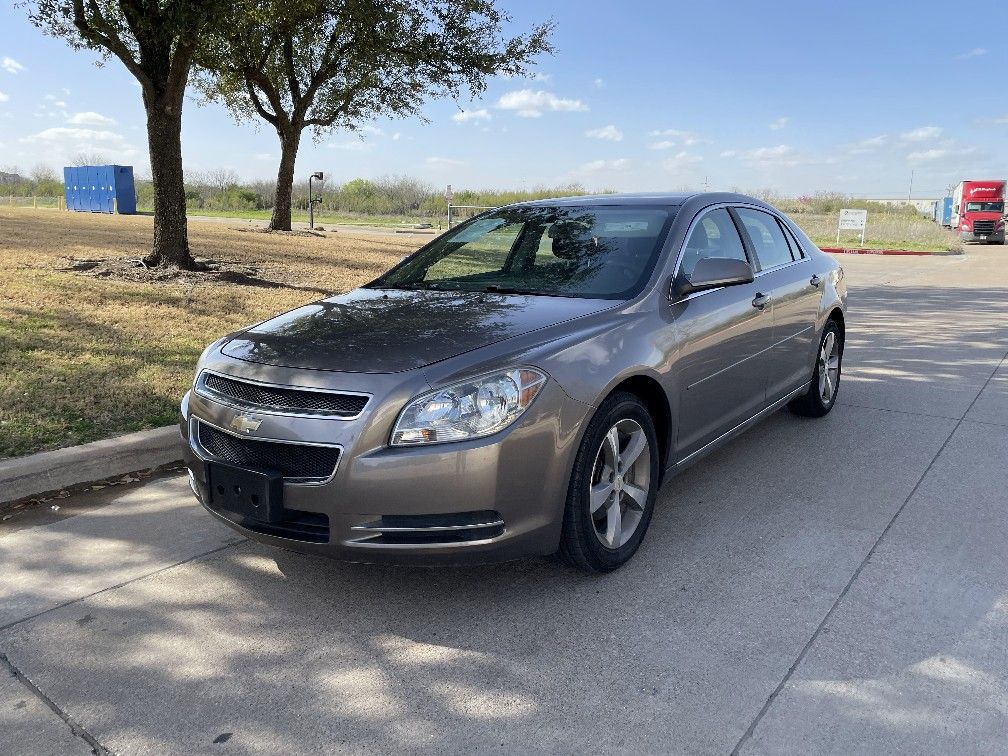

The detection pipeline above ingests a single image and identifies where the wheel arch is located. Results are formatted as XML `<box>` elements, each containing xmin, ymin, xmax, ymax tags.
<box><xmin>606</xmin><ymin>374</ymin><xmax>673</xmax><ymax>483</ymax></box>
<box><xmin>827</xmin><ymin>307</ymin><xmax>845</xmax><ymax>348</ymax></box>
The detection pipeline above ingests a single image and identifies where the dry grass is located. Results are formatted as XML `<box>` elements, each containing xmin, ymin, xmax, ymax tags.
<box><xmin>0</xmin><ymin>208</ymin><xmax>422</xmax><ymax>458</ymax></box>
<box><xmin>788</xmin><ymin>211</ymin><xmax>960</xmax><ymax>252</ymax></box>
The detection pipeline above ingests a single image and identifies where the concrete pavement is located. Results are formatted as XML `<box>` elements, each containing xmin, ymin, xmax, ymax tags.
<box><xmin>1</xmin><ymin>246</ymin><xmax>1007</xmax><ymax>754</ymax></box>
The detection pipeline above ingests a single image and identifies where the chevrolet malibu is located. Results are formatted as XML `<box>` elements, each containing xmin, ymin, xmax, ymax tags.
<box><xmin>182</xmin><ymin>192</ymin><xmax>847</xmax><ymax>571</ymax></box>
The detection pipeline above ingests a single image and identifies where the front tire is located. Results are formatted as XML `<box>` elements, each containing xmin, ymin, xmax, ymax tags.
<box><xmin>789</xmin><ymin>319</ymin><xmax>842</xmax><ymax>417</ymax></box>
<box><xmin>556</xmin><ymin>392</ymin><xmax>660</xmax><ymax>572</ymax></box>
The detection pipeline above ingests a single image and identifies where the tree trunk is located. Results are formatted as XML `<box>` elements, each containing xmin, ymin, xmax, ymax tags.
<box><xmin>269</xmin><ymin>126</ymin><xmax>302</xmax><ymax>231</ymax></box>
<box><xmin>144</xmin><ymin>99</ymin><xmax>195</xmax><ymax>268</ymax></box>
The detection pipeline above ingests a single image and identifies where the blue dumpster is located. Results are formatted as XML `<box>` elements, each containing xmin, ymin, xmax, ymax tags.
<box><xmin>62</xmin><ymin>164</ymin><xmax>136</xmax><ymax>214</ymax></box>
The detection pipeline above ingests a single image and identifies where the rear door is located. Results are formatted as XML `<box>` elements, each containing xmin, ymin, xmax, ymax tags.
<box><xmin>671</xmin><ymin>207</ymin><xmax>774</xmax><ymax>458</ymax></box>
<box><xmin>735</xmin><ymin>207</ymin><xmax>821</xmax><ymax>401</ymax></box>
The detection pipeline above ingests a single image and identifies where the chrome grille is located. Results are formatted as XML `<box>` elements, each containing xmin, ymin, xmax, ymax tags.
<box><xmin>195</xmin><ymin>421</ymin><xmax>340</xmax><ymax>481</ymax></box>
<box><xmin>199</xmin><ymin>372</ymin><xmax>368</xmax><ymax>417</ymax></box>
<box><xmin>972</xmin><ymin>220</ymin><xmax>995</xmax><ymax>235</ymax></box>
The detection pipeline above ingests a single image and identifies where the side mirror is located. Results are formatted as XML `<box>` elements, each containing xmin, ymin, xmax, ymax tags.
<box><xmin>672</xmin><ymin>257</ymin><xmax>754</xmax><ymax>299</ymax></box>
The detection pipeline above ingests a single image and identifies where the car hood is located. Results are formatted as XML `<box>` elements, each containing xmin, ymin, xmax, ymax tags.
<box><xmin>220</xmin><ymin>288</ymin><xmax>615</xmax><ymax>373</ymax></box>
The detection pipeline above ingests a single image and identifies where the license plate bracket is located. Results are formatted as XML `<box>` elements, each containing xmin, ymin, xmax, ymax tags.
<box><xmin>207</xmin><ymin>462</ymin><xmax>285</xmax><ymax>523</ymax></box>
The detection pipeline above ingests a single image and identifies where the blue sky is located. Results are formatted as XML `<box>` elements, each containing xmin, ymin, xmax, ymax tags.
<box><xmin>1</xmin><ymin>0</ymin><xmax>1006</xmax><ymax>197</ymax></box>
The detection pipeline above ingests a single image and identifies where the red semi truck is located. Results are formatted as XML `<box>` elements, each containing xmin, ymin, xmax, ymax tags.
<box><xmin>951</xmin><ymin>180</ymin><xmax>1005</xmax><ymax>244</ymax></box>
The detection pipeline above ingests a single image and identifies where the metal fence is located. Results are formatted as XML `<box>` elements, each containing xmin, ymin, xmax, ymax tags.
<box><xmin>4</xmin><ymin>195</ymin><xmax>64</xmax><ymax>210</ymax></box>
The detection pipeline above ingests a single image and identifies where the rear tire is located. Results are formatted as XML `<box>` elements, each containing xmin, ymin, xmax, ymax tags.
<box><xmin>556</xmin><ymin>392</ymin><xmax>659</xmax><ymax>572</ymax></box>
<box><xmin>789</xmin><ymin>319</ymin><xmax>842</xmax><ymax>418</ymax></box>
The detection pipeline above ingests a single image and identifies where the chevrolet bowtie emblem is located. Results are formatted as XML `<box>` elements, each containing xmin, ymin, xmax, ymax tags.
<box><xmin>229</xmin><ymin>414</ymin><xmax>263</xmax><ymax>434</ymax></box>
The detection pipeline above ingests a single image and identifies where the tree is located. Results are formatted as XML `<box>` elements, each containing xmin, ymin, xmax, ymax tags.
<box><xmin>26</xmin><ymin>0</ymin><xmax>226</xmax><ymax>268</ymax></box>
<box><xmin>197</xmin><ymin>0</ymin><xmax>553</xmax><ymax>231</ymax></box>
<box><xmin>72</xmin><ymin>151</ymin><xmax>108</xmax><ymax>167</ymax></box>
<box><xmin>29</xmin><ymin>163</ymin><xmax>60</xmax><ymax>183</ymax></box>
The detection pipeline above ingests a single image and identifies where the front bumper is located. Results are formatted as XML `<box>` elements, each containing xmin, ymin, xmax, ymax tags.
<box><xmin>181</xmin><ymin>367</ymin><xmax>588</xmax><ymax>564</ymax></box>
<box><xmin>960</xmin><ymin>229</ymin><xmax>1005</xmax><ymax>243</ymax></box>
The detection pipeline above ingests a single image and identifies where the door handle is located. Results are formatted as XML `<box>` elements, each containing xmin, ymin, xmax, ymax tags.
<box><xmin>752</xmin><ymin>293</ymin><xmax>771</xmax><ymax>310</ymax></box>
<box><xmin>810</xmin><ymin>274</ymin><xmax>822</xmax><ymax>287</ymax></box>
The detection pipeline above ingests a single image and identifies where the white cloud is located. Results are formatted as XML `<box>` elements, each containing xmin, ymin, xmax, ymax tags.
<box><xmin>67</xmin><ymin>111</ymin><xmax>116</xmax><ymax>127</ymax></box>
<box><xmin>426</xmin><ymin>156</ymin><xmax>467</xmax><ymax>167</ymax></box>
<box><xmin>495</xmin><ymin>89</ymin><xmax>587</xmax><ymax>118</ymax></box>
<box><xmin>2</xmin><ymin>57</ymin><xmax>25</xmax><ymax>74</ymax></box>
<box><xmin>21</xmin><ymin>127</ymin><xmax>126</xmax><ymax>145</ymax></box>
<box><xmin>769</xmin><ymin>116</ymin><xmax>789</xmax><ymax>130</ymax></box>
<box><xmin>327</xmin><ymin>139</ymin><xmax>372</xmax><ymax>151</ymax></box>
<box><xmin>253</xmin><ymin>153</ymin><xmax>273</xmax><ymax>161</ymax></box>
<box><xmin>906</xmin><ymin>146</ymin><xmax>977</xmax><ymax>164</ymax></box>
<box><xmin>648</xmin><ymin>128</ymin><xmax>703</xmax><ymax>145</ymax></box>
<box><xmin>648</xmin><ymin>140</ymin><xmax>675</xmax><ymax>151</ymax></box>
<box><xmin>900</xmin><ymin>126</ymin><xmax>942</xmax><ymax>142</ymax></box>
<box><xmin>531</xmin><ymin>71</ymin><xmax>551</xmax><ymax>82</ymax></box>
<box><xmin>594</xmin><ymin>78</ymin><xmax>605</xmax><ymax>88</ymax></box>
<box><xmin>663</xmin><ymin>151</ymin><xmax>703</xmax><ymax>171</ymax></box>
<box><xmin>720</xmin><ymin>150</ymin><xmax>737</xmax><ymax>158</ymax></box>
<box><xmin>392</xmin><ymin>132</ymin><xmax>401</xmax><ymax>141</ymax></box>
<box><xmin>846</xmin><ymin>134</ymin><xmax>887</xmax><ymax>154</ymax></box>
<box><xmin>739</xmin><ymin>144</ymin><xmax>811</xmax><ymax>167</ymax></box>
<box><xmin>956</xmin><ymin>47</ymin><xmax>987</xmax><ymax>59</ymax></box>
<box><xmin>452</xmin><ymin>108</ymin><xmax>491</xmax><ymax>123</ymax></box>
<box><xmin>578</xmin><ymin>158</ymin><xmax>630</xmax><ymax>173</ymax></box>
<box><xmin>358</xmin><ymin>124</ymin><xmax>383</xmax><ymax>136</ymax></box>
<box><xmin>585</xmin><ymin>124</ymin><xmax>622</xmax><ymax>142</ymax></box>
<box><xmin>0</xmin><ymin>91</ymin><xmax>8</xmax><ymax>103</ymax></box>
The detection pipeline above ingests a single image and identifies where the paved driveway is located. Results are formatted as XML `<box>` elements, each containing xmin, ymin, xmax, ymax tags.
<box><xmin>2</xmin><ymin>247</ymin><xmax>1007</xmax><ymax>755</ymax></box>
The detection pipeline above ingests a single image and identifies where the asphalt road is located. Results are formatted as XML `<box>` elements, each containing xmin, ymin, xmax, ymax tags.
<box><xmin>2</xmin><ymin>246</ymin><xmax>1007</xmax><ymax>755</ymax></box>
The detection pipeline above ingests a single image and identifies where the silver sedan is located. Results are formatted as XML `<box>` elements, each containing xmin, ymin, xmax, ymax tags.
<box><xmin>181</xmin><ymin>192</ymin><xmax>846</xmax><ymax>571</ymax></box>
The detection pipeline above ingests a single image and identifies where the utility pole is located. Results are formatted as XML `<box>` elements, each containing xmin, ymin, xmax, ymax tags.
<box><xmin>908</xmin><ymin>169</ymin><xmax>914</xmax><ymax>202</ymax></box>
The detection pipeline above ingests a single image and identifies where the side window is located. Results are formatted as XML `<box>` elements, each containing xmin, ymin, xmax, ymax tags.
<box><xmin>735</xmin><ymin>208</ymin><xmax>794</xmax><ymax>269</ymax></box>
<box><xmin>680</xmin><ymin>208</ymin><xmax>749</xmax><ymax>278</ymax></box>
<box><xmin>777</xmin><ymin>218</ymin><xmax>805</xmax><ymax>259</ymax></box>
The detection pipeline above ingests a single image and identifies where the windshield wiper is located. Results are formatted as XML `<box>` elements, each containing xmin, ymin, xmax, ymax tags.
<box><xmin>479</xmin><ymin>284</ymin><xmax>538</xmax><ymax>295</ymax></box>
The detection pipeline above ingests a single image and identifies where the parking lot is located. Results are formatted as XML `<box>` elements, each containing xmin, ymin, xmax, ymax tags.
<box><xmin>2</xmin><ymin>246</ymin><xmax>1007</xmax><ymax>755</ymax></box>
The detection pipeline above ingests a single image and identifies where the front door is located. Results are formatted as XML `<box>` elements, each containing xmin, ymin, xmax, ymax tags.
<box><xmin>672</xmin><ymin>208</ymin><xmax>775</xmax><ymax>459</ymax></box>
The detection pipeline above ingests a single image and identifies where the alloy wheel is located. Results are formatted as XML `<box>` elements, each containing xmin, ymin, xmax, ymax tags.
<box><xmin>589</xmin><ymin>418</ymin><xmax>652</xmax><ymax>549</ymax></box>
<box><xmin>819</xmin><ymin>330</ymin><xmax>840</xmax><ymax>403</ymax></box>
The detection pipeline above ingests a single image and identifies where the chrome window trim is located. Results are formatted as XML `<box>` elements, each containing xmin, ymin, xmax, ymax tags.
<box><xmin>194</xmin><ymin>368</ymin><xmax>371</xmax><ymax>420</ymax></box>
<box><xmin>668</xmin><ymin>201</ymin><xmax>811</xmax><ymax>302</ymax></box>
<box><xmin>754</xmin><ymin>258</ymin><xmax>807</xmax><ymax>277</ymax></box>
<box><xmin>669</xmin><ymin>202</ymin><xmax>749</xmax><ymax>282</ymax></box>
<box><xmin>189</xmin><ymin>416</ymin><xmax>342</xmax><ymax>486</ymax></box>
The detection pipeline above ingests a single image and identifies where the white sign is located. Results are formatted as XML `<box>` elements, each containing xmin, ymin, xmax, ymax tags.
<box><xmin>445</xmin><ymin>184</ymin><xmax>453</xmax><ymax>202</ymax></box>
<box><xmin>837</xmin><ymin>208</ymin><xmax>867</xmax><ymax>245</ymax></box>
<box><xmin>838</xmin><ymin>208</ymin><xmax>867</xmax><ymax>230</ymax></box>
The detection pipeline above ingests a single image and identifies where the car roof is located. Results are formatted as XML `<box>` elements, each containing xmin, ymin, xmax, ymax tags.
<box><xmin>509</xmin><ymin>191</ymin><xmax>758</xmax><ymax>208</ymax></box>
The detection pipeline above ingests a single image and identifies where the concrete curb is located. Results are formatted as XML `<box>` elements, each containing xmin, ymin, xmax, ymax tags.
<box><xmin>0</xmin><ymin>426</ymin><xmax>183</xmax><ymax>505</ymax></box>
<box><xmin>820</xmin><ymin>246</ymin><xmax>961</xmax><ymax>257</ymax></box>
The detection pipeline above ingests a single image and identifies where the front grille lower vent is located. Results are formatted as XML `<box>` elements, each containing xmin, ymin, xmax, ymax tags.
<box><xmin>972</xmin><ymin>220</ymin><xmax>996</xmax><ymax>235</ymax></box>
<box><xmin>196</xmin><ymin>421</ymin><xmax>340</xmax><ymax>481</ymax></box>
<box><xmin>199</xmin><ymin>372</ymin><xmax>369</xmax><ymax>417</ymax></box>
<box><xmin>350</xmin><ymin>510</ymin><xmax>505</xmax><ymax>545</ymax></box>
<box><xmin>240</xmin><ymin>510</ymin><xmax>330</xmax><ymax>543</ymax></box>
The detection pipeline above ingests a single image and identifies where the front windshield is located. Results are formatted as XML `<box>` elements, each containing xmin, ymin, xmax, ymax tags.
<box><xmin>370</xmin><ymin>205</ymin><xmax>676</xmax><ymax>299</ymax></box>
<box><xmin>965</xmin><ymin>201</ymin><xmax>1004</xmax><ymax>213</ymax></box>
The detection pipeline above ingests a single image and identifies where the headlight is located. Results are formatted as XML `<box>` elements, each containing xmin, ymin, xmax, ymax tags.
<box><xmin>391</xmin><ymin>368</ymin><xmax>547</xmax><ymax>446</ymax></box>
